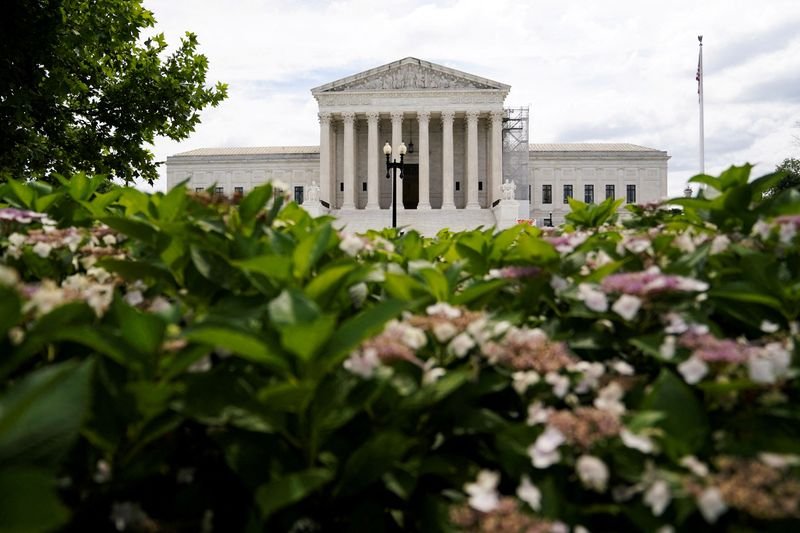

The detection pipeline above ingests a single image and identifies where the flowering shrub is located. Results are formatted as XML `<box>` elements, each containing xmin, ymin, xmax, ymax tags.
<box><xmin>0</xmin><ymin>165</ymin><xmax>799</xmax><ymax>531</ymax></box>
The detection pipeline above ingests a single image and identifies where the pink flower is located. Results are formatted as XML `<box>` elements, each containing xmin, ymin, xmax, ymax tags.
<box><xmin>0</xmin><ymin>208</ymin><xmax>46</xmax><ymax>224</ymax></box>
<box><xmin>601</xmin><ymin>267</ymin><xmax>708</xmax><ymax>297</ymax></box>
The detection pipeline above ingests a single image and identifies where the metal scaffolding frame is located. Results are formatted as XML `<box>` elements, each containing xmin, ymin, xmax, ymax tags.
<box><xmin>502</xmin><ymin>107</ymin><xmax>530</xmax><ymax>201</ymax></box>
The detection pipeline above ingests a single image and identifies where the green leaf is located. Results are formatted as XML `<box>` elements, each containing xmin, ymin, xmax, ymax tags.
<box><xmin>0</xmin><ymin>287</ymin><xmax>21</xmax><ymax>340</ymax></box>
<box><xmin>335</xmin><ymin>431</ymin><xmax>415</xmax><ymax>497</ymax></box>
<box><xmin>319</xmin><ymin>299</ymin><xmax>406</xmax><ymax>371</ymax></box>
<box><xmin>641</xmin><ymin>369</ymin><xmax>708</xmax><ymax>459</ymax></box>
<box><xmin>239</xmin><ymin>183</ymin><xmax>273</xmax><ymax>223</ymax></box>
<box><xmin>102</xmin><ymin>215</ymin><xmax>160</xmax><ymax>245</ymax></box>
<box><xmin>293</xmin><ymin>223</ymin><xmax>333</xmax><ymax>278</ymax></box>
<box><xmin>268</xmin><ymin>289</ymin><xmax>321</xmax><ymax>326</ymax></box>
<box><xmin>0</xmin><ymin>468</ymin><xmax>70</xmax><ymax>533</ymax></box>
<box><xmin>111</xmin><ymin>297</ymin><xmax>166</xmax><ymax>357</ymax></box>
<box><xmin>0</xmin><ymin>360</ymin><xmax>93</xmax><ymax>468</ymax></box>
<box><xmin>452</xmin><ymin>279</ymin><xmax>507</xmax><ymax>305</ymax></box>
<box><xmin>305</xmin><ymin>264</ymin><xmax>356</xmax><ymax>303</ymax></box>
<box><xmin>255</xmin><ymin>468</ymin><xmax>333</xmax><ymax>518</ymax></box>
<box><xmin>280</xmin><ymin>314</ymin><xmax>337</xmax><ymax>360</ymax></box>
<box><xmin>232</xmin><ymin>254</ymin><xmax>292</xmax><ymax>282</ymax></box>
<box><xmin>6</xmin><ymin>179</ymin><xmax>35</xmax><ymax>208</ymax></box>
<box><xmin>688</xmin><ymin>174</ymin><xmax>721</xmax><ymax>191</ymax></box>
<box><xmin>184</xmin><ymin>326</ymin><xmax>288</xmax><ymax>373</ymax></box>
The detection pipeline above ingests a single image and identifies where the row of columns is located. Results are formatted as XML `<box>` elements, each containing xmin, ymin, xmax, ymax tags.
<box><xmin>318</xmin><ymin>110</ymin><xmax>505</xmax><ymax>210</ymax></box>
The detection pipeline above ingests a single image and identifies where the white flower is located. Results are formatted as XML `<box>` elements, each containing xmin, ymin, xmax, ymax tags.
<box><xmin>8</xmin><ymin>326</ymin><xmax>25</xmax><ymax>345</ymax></box>
<box><xmin>399</xmin><ymin>324</ymin><xmax>427</xmax><ymax>350</ymax></box>
<box><xmin>348</xmin><ymin>282</ymin><xmax>368</xmax><ymax>307</ymax></box>
<box><xmin>655</xmin><ymin>527</ymin><xmax>675</xmax><ymax>533</ymax></box>
<box><xmin>516</xmin><ymin>475</ymin><xmax>542</xmax><ymax>511</ymax></box>
<box><xmin>663</xmin><ymin>313</ymin><xmax>689</xmax><ymax>334</ymax></box>
<box><xmin>748</xmin><ymin>357</ymin><xmax>776</xmax><ymax>384</ymax></box>
<box><xmin>612</xmin><ymin>294</ymin><xmax>642</xmax><ymax>321</ymax></box>
<box><xmin>8</xmin><ymin>233</ymin><xmax>26</xmax><ymax>247</ymax></box>
<box><xmin>571</xmin><ymin>361</ymin><xmax>605</xmax><ymax>393</ymax></box>
<box><xmin>620</xmin><ymin>429</ymin><xmax>655</xmax><ymax>454</ymax></box>
<box><xmin>673</xmin><ymin>233</ymin><xmax>696</xmax><ymax>253</ymax></box>
<box><xmin>576</xmin><ymin>455</ymin><xmax>609</xmax><ymax>492</ymax></box>
<box><xmin>343</xmin><ymin>348</ymin><xmax>381</xmax><ymax>378</ymax></box>
<box><xmin>644</xmin><ymin>480</ymin><xmax>671</xmax><ymax>516</ymax></box>
<box><xmin>32</xmin><ymin>241</ymin><xmax>53</xmax><ymax>258</ymax></box>
<box><xmin>526</xmin><ymin>401</ymin><xmax>552</xmax><ymax>426</ymax></box>
<box><xmin>678</xmin><ymin>356</ymin><xmax>708</xmax><ymax>384</ymax></box>
<box><xmin>680</xmin><ymin>455</ymin><xmax>709</xmax><ymax>477</ymax></box>
<box><xmin>545</xmin><ymin>372</ymin><xmax>570</xmax><ymax>398</ymax></box>
<box><xmin>24</xmin><ymin>280</ymin><xmax>65</xmax><ymax>316</ymax></box>
<box><xmin>432</xmin><ymin>321</ymin><xmax>459</xmax><ymax>342</ymax></box>
<box><xmin>422</xmin><ymin>365</ymin><xmax>446</xmax><ymax>385</ymax></box>
<box><xmin>550</xmin><ymin>275</ymin><xmax>569</xmax><ymax>293</ymax></box>
<box><xmin>492</xmin><ymin>320</ymin><xmax>512</xmax><ymax>337</ymax></box>
<box><xmin>697</xmin><ymin>487</ymin><xmax>727</xmax><ymax>523</ymax></box>
<box><xmin>512</xmin><ymin>370</ymin><xmax>541</xmax><ymax>394</ymax></box>
<box><xmin>779</xmin><ymin>221</ymin><xmax>797</xmax><ymax>244</ymax></box>
<box><xmin>85</xmin><ymin>284</ymin><xmax>114</xmax><ymax>316</ymax></box>
<box><xmin>64</xmin><ymin>232</ymin><xmax>83</xmax><ymax>252</ymax></box>
<box><xmin>747</xmin><ymin>342</ymin><xmax>791</xmax><ymax>384</ymax></box>
<box><xmin>87</xmin><ymin>266</ymin><xmax>112</xmax><ymax>283</ymax></box>
<box><xmin>0</xmin><ymin>265</ymin><xmax>19</xmax><ymax>286</ymax></box>
<box><xmin>659</xmin><ymin>335</ymin><xmax>677</xmax><ymax>360</ymax></box>
<box><xmin>594</xmin><ymin>382</ymin><xmax>626</xmax><ymax>415</ymax></box>
<box><xmin>758</xmin><ymin>452</ymin><xmax>800</xmax><ymax>469</ymax></box>
<box><xmin>759</xmin><ymin>320</ymin><xmax>779</xmax><ymax>333</ymax></box>
<box><xmin>751</xmin><ymin>220</ymin><xmax>771</xmax><ymax>239</ymax></box>
<box><xmin>466</xmin><ymin>317</ymin><xmax>490</xmax><ymax>344</ymax></box>
<box><xmin>464</xmin><ymin>470</ymin><xmax>500</xmax><ymax>512</ymax></box>
<box><xmin>123</xmin><ymin>290</ymin><xmax>144</xmax><ymax>306</ymax></box>
<box><xmin>528</xmin><ymin>425</ymin><xmax>565</xmax><ymax>468</ymax></box>
<box><xmin>339</xmin><ymin>233</ymin><xmax>365</xmax><ymax>256</ymax></box>
<box><xmin>612</xmin><ymin>361</ymin><xmax>635</xmax><ymax>375</ymax></box>
<box><xmin>577</xmin><ymin>283</ymin><xmax>608</xmax><ymax>312</ymax></box>
<box><xmin>426</xmin><ymin>302</ymin><xmax>461</xmax><ymax>319</ymax></box>
<box><xmin>102</xmin><ymin>234</ymin><xmax>118</xmax><ymax>246</ymax></box>
<box><xmin>271</xmin><ymin>179</ymin><xmax>289</xmax><ymax>192</ymax></box>
<box><xmin>448</xmin><ymin>332</ymin><xmax>475</xmax><ymax>358</ymax></box>
<box><xmin>709</xmin><ymin>235</ymin><xmax>730</xmax><ymax>255</ymax></box>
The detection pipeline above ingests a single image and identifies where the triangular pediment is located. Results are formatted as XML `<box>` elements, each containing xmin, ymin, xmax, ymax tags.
<box><xmin>311</xmin><ymin>57</ymin><xmax>510</xmax><ymax>94</ymax></box>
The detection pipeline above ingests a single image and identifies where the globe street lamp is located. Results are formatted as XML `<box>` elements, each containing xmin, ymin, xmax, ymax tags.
<box><xmin>384</xmin><ymin>141</ymin><xmax>407</xmax><ymax>229</ymax></box>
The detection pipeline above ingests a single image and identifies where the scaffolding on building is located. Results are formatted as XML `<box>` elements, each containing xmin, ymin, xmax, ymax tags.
<box><xmin>502</xmin><ymin>107</ymin><xmax>530</xmax><ymax>202</ymax></box>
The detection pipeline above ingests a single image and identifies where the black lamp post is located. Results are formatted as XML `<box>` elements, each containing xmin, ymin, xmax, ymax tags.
<box><xmin>384</xmin><ymin>141</ymin><xmax>407</xmax><ymax>228</ymax></box>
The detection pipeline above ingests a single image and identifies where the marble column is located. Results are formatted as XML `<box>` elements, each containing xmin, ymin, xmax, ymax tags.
<box><xmin>318</xmin><ymin>112</ymin><xmax>331</xmax><ymax>206</ymax></box>
<box><xmin>390</xmin><ymin>111</ymin><xmax>404</xmax><ymax>208</ymax></box>
<box><xmin>441</xmin><ymin>110</ymin><xmax>455</xmax><ymax>209</ymax></box>
<box><xmin>466</xmin><ymin>110</ymin><xmax>480</xmax><ymax>209</ymax></box>
<box><xmin>490</xmin><ymin>110</ymin><xmax>504</xmax><ymax>205</ymax></box>
<box><xmin>366</xmin><ymin>111</ymin><xmax>379</xmax><ymax>209</ymax></box>
<box><xmin>342</xmin><ymin>112</ymin><xmax>355</xmax><ymax>209</ymax></box>
<box><xmin>417</xmin><ymin>110</ymin><xmax>431</xmax><ymax>209</ymax></box>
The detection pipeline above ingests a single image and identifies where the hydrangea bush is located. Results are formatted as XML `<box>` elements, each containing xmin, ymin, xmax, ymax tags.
<box><xmin>1</xmin><ymin>165</ymin><xmax>799</xmax><ymax>532</ymax></box>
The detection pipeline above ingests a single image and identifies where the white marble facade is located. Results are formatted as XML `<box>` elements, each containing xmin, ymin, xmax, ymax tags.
<box><xmin>167</xmin><ymin>58</ymin><xmax>670</xmax><ymax>233</ymax></box>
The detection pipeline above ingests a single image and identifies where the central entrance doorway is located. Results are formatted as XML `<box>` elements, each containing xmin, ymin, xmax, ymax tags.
<box><xmin>403</xmin><ymin>164</ymin><xmax>419</xmax><ymax>209</ymax></box>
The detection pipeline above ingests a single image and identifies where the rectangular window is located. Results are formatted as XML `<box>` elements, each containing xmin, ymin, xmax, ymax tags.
<box><xmin>214</xmin><ymin>186</ymin><xmax>224</xmax><ymax>195</ymax></box>
<box><xmin>605</xmin><ymin>184</ymin><xmax>615</xmax><ymax>200</ymax></box>
<box><xmin>455</xmin><ymin>181</ymin><xmax>461</xmax><ymax>191</ymax></box>
<box><xmin>478</xmin><ymin>181</ymin><xmax>483</xmax><ymax>191</ymax></box>
<box><xmin>542</xmin><ymin>184</ymin><xmax>552</xmax><ymax>204</ymax></box>
<box><xmin>195</xmin><ymin>187</ymin><xmax>204</xmax><ymax>192</ymax></box>
<box><xmin>626</xmin><ymin>184</ymin><xmax>636</xmax><ymax>203</ymax></box>
<box><xmin>340</xmin><ymin>182</ymin><xmax>344</xmax><ymax>192</ymax></box>
<box><xmin>584</xmin><ymin>184</ymin><xmax>594</xmax><ymax>204</ymax></box>
<box><xmin>294</xmin><ymin>186</ymin><xmax>304</xmax><ymax>204</ymax></box>
<box><xmin>234</xmin><ymin>186</ymin><xmax>244</xmax><ymax>195</ymax></box>
<box><xmin>362</xmin><ymin>182</ymin><xmax>367</xmax><ymax>192</ymax></box>
<box><xmin>563</xmin><ymin>184</ymin><xmax>573</xmax><ymax>203</ymax></box>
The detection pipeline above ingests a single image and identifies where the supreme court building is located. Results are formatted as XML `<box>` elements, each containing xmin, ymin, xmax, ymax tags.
<box><xmin>167</xmin><ymin>58</ymin><xmax>669</xmax><ymax>233</ymax></box>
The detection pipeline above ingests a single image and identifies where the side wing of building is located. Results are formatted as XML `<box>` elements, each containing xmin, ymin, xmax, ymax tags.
<box><xmin>529</xmin><ymin>144</ymin><xmax>669</xmax><ymax>225</ymax></box>
<box><xmin>166</xmin><ymin>147</ymin><xmax>320</xmax><ymax>204</ymax></box>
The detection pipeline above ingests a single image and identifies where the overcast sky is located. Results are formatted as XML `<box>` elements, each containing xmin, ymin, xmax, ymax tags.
<box><xmin>141</xmin><ymin>0</ymin><xmax>800</xmax><ymax>197</ymax></box>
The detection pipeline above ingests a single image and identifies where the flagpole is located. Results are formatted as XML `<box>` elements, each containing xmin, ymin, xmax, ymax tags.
<box><xmin>698</xmin><ymin>35</ymin><xmax>705</xmax><ymax>176</ymax></box>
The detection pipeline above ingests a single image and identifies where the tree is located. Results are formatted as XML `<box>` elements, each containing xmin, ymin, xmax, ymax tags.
<box><xmin>767</xmin><ymin>157</ymin><xmax>800</xmax><ymax>196</ymax></box>
<box><xmin>0</xmin><ymin>0</ymin><xmax>227</xmax><ymax>184</ymax></box>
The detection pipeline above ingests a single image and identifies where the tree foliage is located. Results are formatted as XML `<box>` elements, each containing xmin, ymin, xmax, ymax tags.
<box><xmin>767</xmin><ymin>157</ymin><xmax>800</xmax><ymax>196</ymax></box>
<box><xmin>0</xmin><ymin>0</ymin><xmax>227</xmax><ymax>185</ymax></box>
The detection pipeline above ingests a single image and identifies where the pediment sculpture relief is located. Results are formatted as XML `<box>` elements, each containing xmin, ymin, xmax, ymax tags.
<box><xmin>327</xmin><ymin>64</ymin><xmax>495</xmax><ymax>91</ymax></box>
